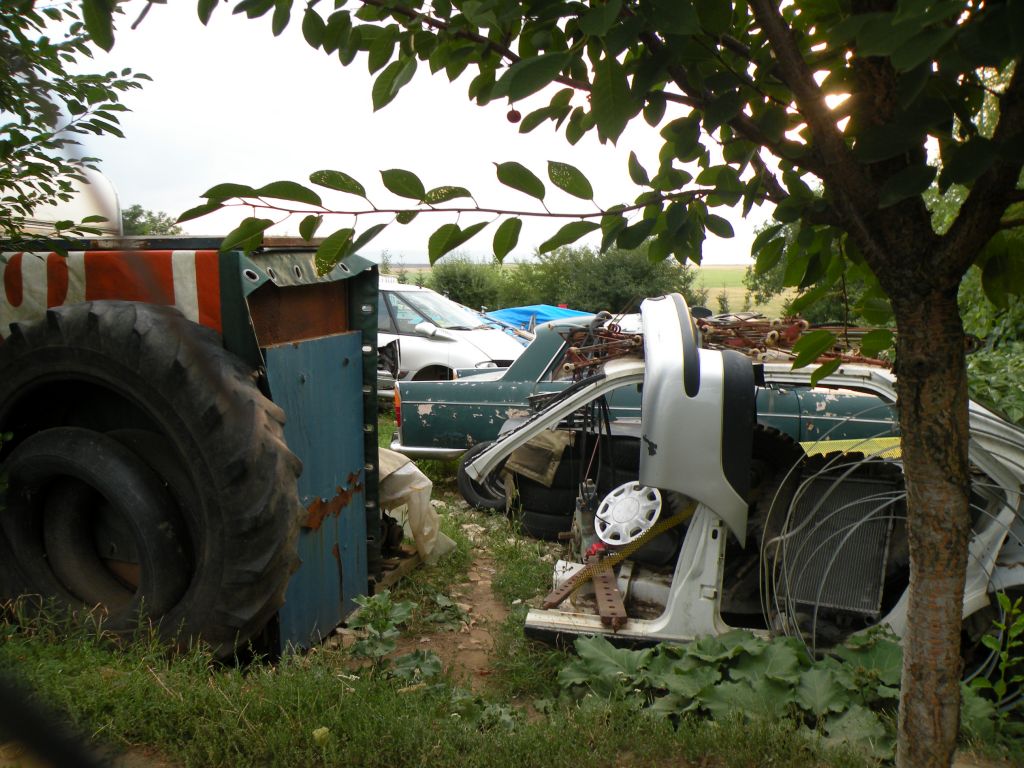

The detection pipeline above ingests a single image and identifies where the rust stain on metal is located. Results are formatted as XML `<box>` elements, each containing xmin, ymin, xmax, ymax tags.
<box><xmin>331</xmin><ymin>543</ymin><xmax>341</xmax><ymax>560</ymax></box>
<box><xmin>303</xmin><ymin>471</ymin><xmax>364</xmax><ymax>530</ymax></box>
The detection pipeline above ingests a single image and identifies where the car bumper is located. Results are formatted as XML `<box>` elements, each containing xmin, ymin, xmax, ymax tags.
<box><xmin>389</xmin><ymin>433</ymin><xmax>464</xmax><ymax>461</ymax></box>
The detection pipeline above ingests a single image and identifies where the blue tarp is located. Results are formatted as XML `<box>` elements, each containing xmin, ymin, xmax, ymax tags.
<box><xmin>486</xmin><ymin>304</ymin><xmax>589</xmax><ymax>330</ymax></box>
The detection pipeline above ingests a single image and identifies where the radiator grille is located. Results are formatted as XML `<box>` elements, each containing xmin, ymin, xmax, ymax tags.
<box><xmin>779</xmin><ymin>474</ymin><xmax>899</xmax><ymax>616</ymax></box>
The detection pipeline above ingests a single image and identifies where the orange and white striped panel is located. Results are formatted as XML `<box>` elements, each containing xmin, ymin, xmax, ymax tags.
<box><xmin>0</xmin><ymin>250</ymin><xmax>222</xmax><ymax>338</ymax></box>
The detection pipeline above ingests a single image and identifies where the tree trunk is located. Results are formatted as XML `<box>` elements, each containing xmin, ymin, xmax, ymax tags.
<box><xmin>893</xmin><ymin>289</ymin><xmax>972</xmax><ymax>768</ymax></box>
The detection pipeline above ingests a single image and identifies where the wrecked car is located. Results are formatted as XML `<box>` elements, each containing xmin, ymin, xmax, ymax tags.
<box><xmin>460</xmin><ymin>294</ymin><xmax>1024</xmax><ymax>678</ymax></box>
<box><xmin>391</xmin><ymin>312</ymin><xmax>899</xmax><ymax>463</ymax></box>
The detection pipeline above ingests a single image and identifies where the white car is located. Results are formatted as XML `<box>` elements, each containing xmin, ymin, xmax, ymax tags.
<box><xmin>378</xmin><ymin>279</ymin><xmax>525</xmax><ymax>385</ymax></box>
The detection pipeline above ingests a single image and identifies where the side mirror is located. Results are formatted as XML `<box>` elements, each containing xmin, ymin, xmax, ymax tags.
<box><xmin>414</xmin><ymin>321</ymin><xmax>440</xmax><ymax>338</ymax></box>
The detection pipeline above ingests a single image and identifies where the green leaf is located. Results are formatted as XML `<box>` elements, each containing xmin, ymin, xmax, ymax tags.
<box><xmin>372</xmin><ymin>58</ymin><xmax>416</xmax><ymax>111</ymax></box>
<box><xmin>302</xmin><ymin>9</ymin><xmax>326</xmax><ymax>48</ymax></box>
<box><xmin>396</xmin><ymin>210</ymin><xmax>418</xmax><ymax>224</ymax></box>
<box><xmin>423</xmin><ymin>186</ymin><xmax>471</xmax><ymax>205</ymax></box>
<box><xmin>729</xmin><ymin>640</ymin><xmax>803</xmax><ymax>685</ymax></box>
<box><xmin>492</xmin><ymin>218</ymin><xmax>522</xmax><ymax>262</ymax></box>
<box><xmin>538</xmin><ymin>221</ymin><xmax>600</xmax><ymax>253</ymax></box>
<box><xmin>704</xmin><ymin>214</ymin><xmax>734</xmax><ymax>238</ymax></box>
<box><xmin>795</xmin><ymin>668</ymin><xmax>848</xmax><ymax>717</ymax></box>
<box><xmin>616</xmin><ymin>217</ymin><xmax>657</xmax><ymax>249</ymax></box>
<box><xmin>853</xmin><ymin>125</ymin><xmax>922</xmax><ymax>162</ymax></box>
<box><xmin>495</xmin><ymin>162</ymin><xmax>546</xmax><ymax>200</ymax></box>
<box><xmin>660</xmin><ymin>665</ymin><xmax>721</xmax><ymax>700</ymax></box>
<box><xmin>877</xmin><ymin>164</ymin><xmax>937</xmax><ymax>208</ymax></box>
<box><xmin>574</xmin><ymin>635</ymin><xmax>653</xmax><ymax>684</ymax></box>
<box><xmin>628</xmin><ymin>152</ymin><xmax>650</xmax><ymax>186</ymax></box>
<box><xmin>381</xmin><ymin>168</ymin><xmax>426</xmax><ymax>200</ymax></box>
<box><xmin>255</xmin><ymin>180</ymin><xmax>322</xmax><ymax>206</ymax></box>
<box><xmin>352</xmin><ymin>223</ymin><xmax>388</xmax><ymax>252</ymax></box>
<box><xmin>704</xmin><ymin>90</ymin><xmax>746</xmax><ymax>132</ymax></box>
<box><xmin>823</xmin><ymin>704</ymin><xmax>893</xmax><ymax>760</ymax></box>
<box><xmin>498</xmin><ymin>52</ymin><xmax>570</xmax><ymax>102</ymax></box>
<box><xmin>645</xmin><ymin>0</ymin><xmax>700</xmax><ymax>34</ymax></box>
<box><xmin>592</xmin><ymin>56</ymin><xmax>639</xmax><ymax>143</ymax></box>
<box><xmin>82</xmin><ymin>0</ymin><xmax>115</xmax><ymax>52</ymax></box>
<box><xmin>702</xmin><ymin>679</ymin><xmax>795</xmax><ymax>721</ymax></box>
<box><xmin>220</xmin><ymin>217</ymin><xmax>274</xmax><ymax>253</ymax></box>
<box><xmin>203</xmin><ymin>183</ymin><xmax>258</xmax><ymax>201</ymax></box>
<box><xmin>834</xmin><ymin>635</ymin><xmax>903</xmax><ymax>687</ymax></box>
<box><xmin>315</xmin><ymin>227</ymin><xmax>355</xmax><ymax>273</ymax></box>
<box><xmin>309</xmin><ymin>169</ymin><xmax>367</xmax><ymax>197</ymax></box>
<box><xmin>579</xmin><ymin>0</ymin><xmax>622</xmax><ymax>35</ymax></box>
<box><xmin>792</xmin><ymin>330</ymin><xmax>837</xmax><ymax>369</ymax></box>
<box><xmin>695</xmin><ymin>0</ymin><xmax>732</xmax><ymax>35</ymax></box>
<box><xmin>686</xmin><ymin>630</ymin><xmax>766</xmax><ymax>663</ymax></box>
<box><xmin>428</xmin><ymin>222</ymin><xmax>488</xmax><ymax>264</ymax></box>
<box><xmin>860</xmin><ymin>329</ymin><xmax>894</xmax><ymax>358</ymax></box>
<box><xmin>810</xmin><ymin>358</ymin><xmax>842</xmax><ymax>385</ymax></box>
<box><xmin>198</xmin><ymin>0</ymin><xmax>219</xmax><ymax>24</ymax></box>
<box><xmin>939</xmin><ymin>138</ymin><xmax>997</xmax><ymax>189</ymax></box>
<box><xmin>177</xmin><ymin>200</ymin><xmax>223</xmax><ymax>224</ymax></box>
<box><xmin>272</xmin><ymin>0</ymin><xmax>292</xmax><ymax>36</ymax></box>
<box><xmin>548</xmin><ymin>161</ymin><xmax>594</xmax><ymax>200</ymax></box>
<box><xmin>890</xmin><ymin>25</ymin><xmax>956</xmax><ymax>71</ymax></box>
<box><xmin>299</xmin><ymin>214</ymin><xmax>323</xmax><ymax>242</ymax></box>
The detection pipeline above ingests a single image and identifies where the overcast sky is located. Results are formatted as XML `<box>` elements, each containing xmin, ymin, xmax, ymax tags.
<box><xmin>81</xmin><ymin>1</ymin><xmax>765</xmax><ymax>265</ymax></box>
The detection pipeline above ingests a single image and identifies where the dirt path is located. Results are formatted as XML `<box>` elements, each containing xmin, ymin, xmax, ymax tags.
<box><xmin>394</xmin><ymin>551</ymin><xmax>509</xmax><ymax>690</ymax></box>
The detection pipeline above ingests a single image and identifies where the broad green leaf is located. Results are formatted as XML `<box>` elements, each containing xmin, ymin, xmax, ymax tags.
<box><xmin>539</xmin><ymin>221</ymin><xmax>600</xmax><ymax>253</ymax></box>
<box><xmin>315</xmin><ymin>227</ymin><xmax>355</xmax><ymax>274</ymax></box>
<box><xmin>860</xmin><ymin>329</ymin><xmax>894</xmax><ymax>358</ymax></box>
<box><xmin>381</xmin><ymin>168</ymin><xmax>426</xmax><ymax>200</ymax></box>
<box><xmin>82</xmin><ymin>0</ymin><xmax>115</xmax><ymax>51</ymax></box>
<box><xmin>548</xmin><ymin>161</ymin><xmax>594</xmax><ymax>200</ymax></box>
<box><xmin>367</xmin><ymin>26</ymin><xmax>397</xmax><ymax>74</ymax></box>
<box><xmin>628</xmin><ymin>152</ymin><xmax>650</xmax><ymax>185</ymax></box>
<box><xmin>271</xmin><ymin>0</ymin><xmax>292</xmax><ymax>36</ymax></box>
<box><xmin>695</xmin><ymin>0</ymin><xmax>732</xmax><ymax>34</ymax></box>
<box><xmin>810</xmin><ymin>358</ymin><xmax>842</xmax><ymax>385</ymax></box>
<box><xmin>792</xmin><ymin>330</ymin><xmax>837</xmax><ymax>369</ymax></box>
<box><xmin>645</xmin><ymin>0</ymin><xmax>700</xmax><ymax>34</ymax></box>
<box><xmin>704</xmin><ymin>214</ymin><xmax>734</xmax><ymax>238</ymax></box>
<box><xmin>497</xmin><ymin>53</ymin><xmax>570</xmax><ymax>102</ymax></box>
<box><xmin>854</xmin><ymin>125</ymin><xmax>922</xmax><ymax>162</ymax></box>
<box><xmin>372</xmin><ymin>58</ymin><xmax>416</xmax><ymax>111</ymax></box>
<box><xmin>616</xmin><ymin>217</ymin><xmax>657</xmax><ymax>250</ymax></box>
<box><xmin>579</xmin><ymin>0</ymin><xmax>622</xmax><ymax>35</ymax></box>
<box><xmin>824</xmin><ymin>704</ymin><xmax>894</xmax><ymax>759</ymax></box>
<box><xmin>220</xmin><ymin>217</ymin><xmax>274</xmax><ymax>253</ymax></box>
<box><xmin>352</xmin><ymin>223</ymin><xmax>387</xmax><ymax>252</ymax></box>
<box><xmin>198</xmin><ymin>0</ymin><xmax>219</xmax><ymax>24</ymax></box>
<box><xmin>979</xmin><ymin>232</ymin><xmax>1024</xmax><ymax>308</ymax></box>
<box><xmin>177</xmin><ymin>200</ymin><xmax>223</xmax><ymax>224</ymax></box>
<box><xmin>704</xmin><ymin>90</ymin><xmax>746</xmax><ymax>132</ymax></box>
<box><xmin>960</xmin><ymin>683</ymin><xmax>998</xmax><ymax>741</ymax></box>
<box><xmin>428</xmin><ymin>222</ymin><xmax>488</xmax><ymax>264</ymax></box>
<box><xmin>495</xmin><ymin>162</ymin><xmax>545</xmax><ymax>200</ymax></box>
<box><xmin>299</xmin><ymin>214</ymin><xmax>323</xmax><ymax>241</ymax></box>
<box><xmin>592</xmin><ymin>56</ymin><xmax>639</xmax><ymax>143</ymax></box>
<box><xmin>574</xmin><ymin>634</ymin><xmax>653</xmax><ymax>683</ymax></box>
<box><xmin>203</xmin><ymin>183</ymin><xmax>258</xmax><ymax>201</ymax></box>
<box><xmin>686</xmin><ymin>630</ymin><xmax>766</xmax><ymax>663</ymax></box>
<box><xmin>255</xmin><ymin>180</ymin><xmax>322</xmax><ymax>206</ymax></box>
<box><xmin>80</xmin><ymin>214</ymin><xmax>108</xmax><ymax>224</ymax></box>
<box><xmin>891</xmin><ymin>25</ymin><xmax>956</xmax><ymax>71</ymax></box>
<box><xmin>877</xmin><ymin>164</ymin><xmax>937</xmax><ymax>208</ymax></box>
<box><xmin>600</xmin><ymin>212</ymin><xmax>627</xmax><ymax>252</ymax></box>
<box><xmin>729</xmin><ymin>640</ymin><xmax>803</xmax><ymax>685</ymax></box>
<box><xmin>396</xmin><ymin>210</ymin><xmax>418</xmax><ymax>224</ymax></box>
<box><xmin>834</xmin><ymin>635</ymin><xmax>903</xmax><ymax>686</ymax></box>
<box><xmin>661</xmin><ymin>665</ymin><xmax>721</xmax><ymax>699</ymax></box>
<box><xmin>795</xmin><ymin>668</ymin><xmax>848</xmax><ymax>717</ymax></box>
<box><xmin>492</xmin><ymin>218</ymin><xmax>522</xmax><ymax>262</ymax></box>
<box><xmin>751</xmin><ymin>224</ymin><xmax>784</xmax><ymax>254</ymax></box>
<box><xmin>755</xmin><ymin>105</ymin><xmax>788</xmax><ymax>144</ymax></box>
<box><xmin>302</xmin><ymin>8</ymin><xmax>326</xmax><ymax>48</ymax></box>
<box><xmin>310</xmin><ymin>169</ymin><xmax>367</xmax><ymax>197</ymax></box>
<box><xmin>939</xmin><ymin>138</ymin><xmax>997</xmax><ymax>189</ymax></box>
<box><xmin>423</xmin><ymin>186</ymin><xmax>471</xmax><ymax>205</ymax></box>
<box><xmin>701</xmin><ymin>678</ymin><xmax>795</xmax><ymax>721</ymax></box>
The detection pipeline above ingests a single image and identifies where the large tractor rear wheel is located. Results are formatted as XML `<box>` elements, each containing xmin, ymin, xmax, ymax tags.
<box><xmin>0</xmin><ymin>301</ymin><xmax>302</xmax><ymax>657</ymax></box>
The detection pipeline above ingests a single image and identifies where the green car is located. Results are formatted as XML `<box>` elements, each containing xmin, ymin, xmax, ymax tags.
<box><xmin>391</xmin><ymin>313</ymin><xmax>898</xmax><ymax>461</ymax></box>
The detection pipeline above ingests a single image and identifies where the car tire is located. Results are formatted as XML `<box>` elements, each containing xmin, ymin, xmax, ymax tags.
<box><xmin>0</xmin><ymin>301</ymin><xmax>302</xmax><ymax>657</ymax></box>
<box><xmin>457</xmin><ymin>440</ymin><xmax>506</xmax><ymax>512</ymax></box>
<box><xmin>514</xmin><ymin>508</ymin><xmax>572</xmax><ymax>541</ymax></box>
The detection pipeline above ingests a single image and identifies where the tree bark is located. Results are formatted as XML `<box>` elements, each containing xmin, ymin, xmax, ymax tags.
<box><xmin>892</xmin><ymin>289</ymin><xmax>972</xmax><ymax>768</ymax></box>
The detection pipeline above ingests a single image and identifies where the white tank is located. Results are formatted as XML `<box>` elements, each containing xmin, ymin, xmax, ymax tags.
<box><xmin>21</xmin><ymin>169</ymin><xmax>122</xmax><ymax>237</ymax></box>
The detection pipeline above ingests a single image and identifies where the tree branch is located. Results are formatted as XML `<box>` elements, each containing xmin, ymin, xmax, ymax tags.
<box><xmin>940</xmin><ymin>64</ymin><xmax>1024</xmax><ymax>278</ymax></box>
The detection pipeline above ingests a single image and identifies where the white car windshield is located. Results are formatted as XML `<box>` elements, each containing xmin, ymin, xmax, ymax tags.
<box><xmin>389</xmin><ymin>290</ymin><xmax>489</xmax><ymax>331</ymax></box>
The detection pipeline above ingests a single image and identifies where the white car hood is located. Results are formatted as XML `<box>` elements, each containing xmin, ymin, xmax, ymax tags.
<box><xmin>453</xmin><ymin>327</ymin><xmax>527</xmax><ymax>363</ymax></box>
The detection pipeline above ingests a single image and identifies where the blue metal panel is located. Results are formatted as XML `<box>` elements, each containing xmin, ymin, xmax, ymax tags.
<box><xmin>264</xmin><ymin>332</ymin><xmax>368</xmax><ymax>649</ymax></box>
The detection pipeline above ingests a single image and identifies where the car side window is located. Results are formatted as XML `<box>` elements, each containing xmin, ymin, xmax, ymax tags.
<box><xmin>386</xmin><ymin>292</ymin><xmax>428</xmax><ymax>334</ymax></box>
<box><xmin>378</xmin><ymin>294</ymin><xmax>396</xmax><ymax>333</ymax></box>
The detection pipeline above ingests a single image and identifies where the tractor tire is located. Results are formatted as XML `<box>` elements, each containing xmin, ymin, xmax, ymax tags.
<box><xmin>457</xmin><ymin>441</ymin><xmax>506</xmax><ymax>512</ymax></box>
<box><xmin>0</xmin><ymin>301</ymin><xmax>302</xmax><ymax>657</ymax></box>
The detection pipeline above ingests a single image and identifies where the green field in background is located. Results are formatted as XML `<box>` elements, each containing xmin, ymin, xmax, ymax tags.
<box><xmin>696</xmin><ymin>264</ymin><xmax>792</xmax><ymax>318</ymax></box>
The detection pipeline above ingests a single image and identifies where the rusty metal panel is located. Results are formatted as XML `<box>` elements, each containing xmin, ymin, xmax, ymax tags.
<box><xmin>247</xmin><ymin>280</ymin><xmax>350</xmax><ymax>348</ymax></box>
<box><xmin>264</xmin><ymin>332</ymin><xmax>368</xmax><ymax>649</ymax></box>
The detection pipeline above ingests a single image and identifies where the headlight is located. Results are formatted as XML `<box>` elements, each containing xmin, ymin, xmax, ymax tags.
<box><xmin>475</xmin><ymin>360</ymin><xmax>499</xmax><ymax>368</ymax></box>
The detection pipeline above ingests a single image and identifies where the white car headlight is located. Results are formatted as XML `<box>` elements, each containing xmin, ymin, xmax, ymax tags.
<box><xmin>475</xmin><ymin>361</ymin><xmax>499</xmax><ymax>368</ymax></box>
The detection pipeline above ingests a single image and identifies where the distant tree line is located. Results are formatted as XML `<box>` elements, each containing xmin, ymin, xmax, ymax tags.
<box><xmin>423</xmin><ymin>244</ymin><xmax>708</xmax><ymax>315</ymax></box>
